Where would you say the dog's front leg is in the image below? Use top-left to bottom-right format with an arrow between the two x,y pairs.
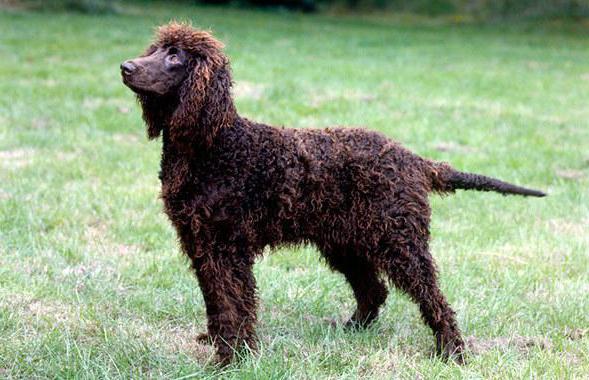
192,248 -> 258,365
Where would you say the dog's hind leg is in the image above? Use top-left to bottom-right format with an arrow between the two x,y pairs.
383,235 -> 465,363
323,247 -> 388,329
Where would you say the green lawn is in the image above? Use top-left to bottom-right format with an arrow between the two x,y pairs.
1,2 -> 588,378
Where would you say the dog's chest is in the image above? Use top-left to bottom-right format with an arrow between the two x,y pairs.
159,155 -> 241,226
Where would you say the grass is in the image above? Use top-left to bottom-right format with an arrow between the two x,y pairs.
1,1 -> 588,378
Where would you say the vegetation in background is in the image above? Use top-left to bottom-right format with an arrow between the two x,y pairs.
12,0 -> 589,18
198,0 -> 589,19
14,0 -> 120,14
1,0 -> 588,378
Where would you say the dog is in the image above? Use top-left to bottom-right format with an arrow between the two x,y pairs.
121,22 -> 545,365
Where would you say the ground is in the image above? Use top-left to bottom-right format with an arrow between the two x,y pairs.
0,1 -> 588,379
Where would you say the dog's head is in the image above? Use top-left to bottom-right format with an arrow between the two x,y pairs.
122,22 -> 235,145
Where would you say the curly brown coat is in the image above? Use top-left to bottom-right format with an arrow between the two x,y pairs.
122,23 -> 545,365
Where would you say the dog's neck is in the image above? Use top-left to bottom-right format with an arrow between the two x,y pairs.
140,96 -> 238,154
162,111 -> 239,156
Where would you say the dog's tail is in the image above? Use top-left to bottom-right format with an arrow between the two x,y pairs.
429,162 -> 546,197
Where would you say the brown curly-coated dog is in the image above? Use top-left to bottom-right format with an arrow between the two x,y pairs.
121,22 -> 545,365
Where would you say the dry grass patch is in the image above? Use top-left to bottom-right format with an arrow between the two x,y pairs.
0,189 -> 11,200
465,335 -> 552,355
82,97 -> 132,112
434,141 -> 476,153
0,148 -> 35,169
84,220 -> 110,245
309,89 -> 376,107
565,328 -> 588,341
164,325 -> 216,362
419,96 -> 571,125
31,117 -> 52,129
113,133 -> 140,144
1,294 -> 77,327
233,81 -> 265,101
356,350 -> 399,379
124,318 -> 215,363
82,220 -> 143,258
480,244 -> 533,266
556,169 -> 586,180
546,218 -> 588,238
55,150 -> 78,161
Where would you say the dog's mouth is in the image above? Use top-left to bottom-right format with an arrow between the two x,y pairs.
121,73 -> 163,96
121,76 -> 142,94
121,72 -> 144,93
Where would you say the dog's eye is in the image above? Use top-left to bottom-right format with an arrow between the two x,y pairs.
166,54 -> 180,65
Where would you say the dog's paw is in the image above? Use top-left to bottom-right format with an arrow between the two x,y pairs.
196,332 -> 213,345
343,318 -> 363,330
440,339 -> 466,365
343,312 -> 377,331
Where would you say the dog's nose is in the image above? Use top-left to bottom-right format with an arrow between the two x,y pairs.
120,61 -> 136,75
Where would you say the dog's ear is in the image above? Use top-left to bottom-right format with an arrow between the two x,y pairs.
169,58 -> 235,148
168,59 -> 210,144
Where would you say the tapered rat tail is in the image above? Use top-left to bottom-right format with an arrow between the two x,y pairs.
430,163 -> 546,197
